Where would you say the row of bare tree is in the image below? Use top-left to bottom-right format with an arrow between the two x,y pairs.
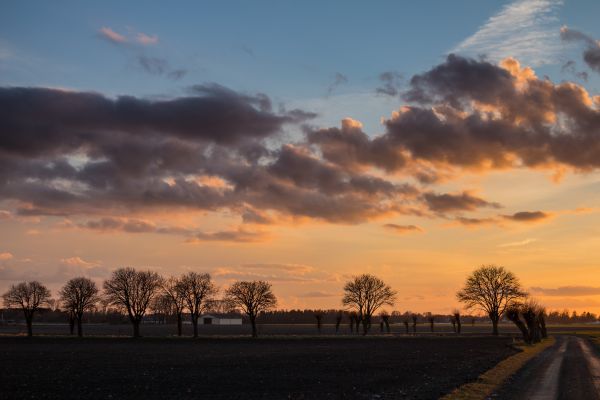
2,264 -> 548,343
2,268 -> 276,338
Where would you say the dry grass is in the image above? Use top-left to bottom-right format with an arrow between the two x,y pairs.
442,336 -> 555,400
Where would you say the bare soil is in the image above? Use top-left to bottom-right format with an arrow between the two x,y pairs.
0,335 -> 517,400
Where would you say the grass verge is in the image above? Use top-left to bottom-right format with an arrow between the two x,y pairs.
441,336 -> 555,400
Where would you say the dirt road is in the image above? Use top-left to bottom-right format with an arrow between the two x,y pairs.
496,335 -> 600,399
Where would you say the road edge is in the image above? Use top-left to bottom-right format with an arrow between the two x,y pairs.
441,336 -> 556,400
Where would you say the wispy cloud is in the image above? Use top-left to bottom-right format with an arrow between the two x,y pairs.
99,26 -> 158,46
453,0 -> 563,66
498,238 -> 537,248
530,286 -> 600,297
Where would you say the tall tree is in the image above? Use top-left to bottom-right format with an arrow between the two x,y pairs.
457,265 -> 527,335
225,280 -> 277,338
342,274 -> 396,335
2,281 -> 51,336
59,277 -> 99,337
178,272 -> 217,338
161,276 -> 187,336
103,268 -> 163,338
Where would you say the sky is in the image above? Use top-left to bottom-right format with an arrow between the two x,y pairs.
2,0 -> 600,314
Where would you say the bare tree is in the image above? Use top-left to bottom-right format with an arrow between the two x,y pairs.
380,311 -> 391,333
450,316 -> 457,333
314,310 -> 324,334
2,281 -> 51,336
161,276 -> 187,336
342,274 -> 396,335
453,309 -> 462,334
427,313 -> 434,332
59,277 -> 99,337
225,280 -> 277,338
103,267 -> 163,338
403,317 -> 410,334
506,300 -> 546,344
178,272 -> 217,338
335,311 -> 343,334
457,265 -> 527,335
411,314 -> 417,334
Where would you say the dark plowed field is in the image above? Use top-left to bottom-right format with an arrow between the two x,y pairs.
0,336 -> 516,399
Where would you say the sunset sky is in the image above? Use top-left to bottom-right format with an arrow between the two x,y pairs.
2,0 -> 600,314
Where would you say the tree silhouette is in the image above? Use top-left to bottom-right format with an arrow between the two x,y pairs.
335,311 -> 343,333
457,265 -> 526,335
179,272 -> 217,338
225,280 -> 277,338
380,311 -> 391,333
161,276 -> 187,336
427,313 -> 434,332
342,274 -> 396,335
314,311 -> 323,334
453,310 -> 461,334
2,281 -> 51,336
411,314 -> 417,334
103,268 -> 162,338
59,277 -> 99,337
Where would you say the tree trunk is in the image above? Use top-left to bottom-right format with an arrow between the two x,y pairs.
25,315 -> 33,337
176,313 -> 182,337
491,316 -> 499,336
362,317 -> 370,335
192,315 -> 199,338
132,320 -> 141,338
250,316 -> 257,338
77,318 -> 83,337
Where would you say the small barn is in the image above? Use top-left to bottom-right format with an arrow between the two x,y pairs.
199,313 -> 243,325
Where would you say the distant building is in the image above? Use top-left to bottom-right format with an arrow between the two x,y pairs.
199,313 -> 243,325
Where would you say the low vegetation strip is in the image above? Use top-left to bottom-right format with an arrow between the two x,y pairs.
441,337 -> 555,400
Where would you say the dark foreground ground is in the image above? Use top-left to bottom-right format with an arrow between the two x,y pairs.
0,336 -> 517,400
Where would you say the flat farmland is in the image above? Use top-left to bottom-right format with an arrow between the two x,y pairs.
0,336 -> 517,400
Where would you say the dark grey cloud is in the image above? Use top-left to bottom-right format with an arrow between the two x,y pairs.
561,27 -> 600,73
376,71 -> 403,97
502,211 -> 550,222
383,224 -> 422,234
138,56 -> 187,80
423,191 -> 501,213
561,60 -> 589,82
327,72 -> 348,95
309,54 -> 600,173
530,286 -> 600,297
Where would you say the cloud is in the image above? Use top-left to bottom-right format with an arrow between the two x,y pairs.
498,238 -> 537,248
454,216 -> 497,226
502,211 -> 550,222
561,60 -> 589,81
423,191 -> 501,213
0,252 -> 13,261
298,291 -> 338,298
453,0 -> 563,66
211,263 -> 338,283
76,217 -> 266,243
98,27 -> 158,46
376,71 -> 403,97
383,224 -> 423,234
60,256 -> 100,269
99,27 -> 127,44
135,32 -> 159,46
560,26 -> 600,73
189,228 -> 268,243
137,56 -> 187,80
327,72 -> 348,96
530,286 -> 600,296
